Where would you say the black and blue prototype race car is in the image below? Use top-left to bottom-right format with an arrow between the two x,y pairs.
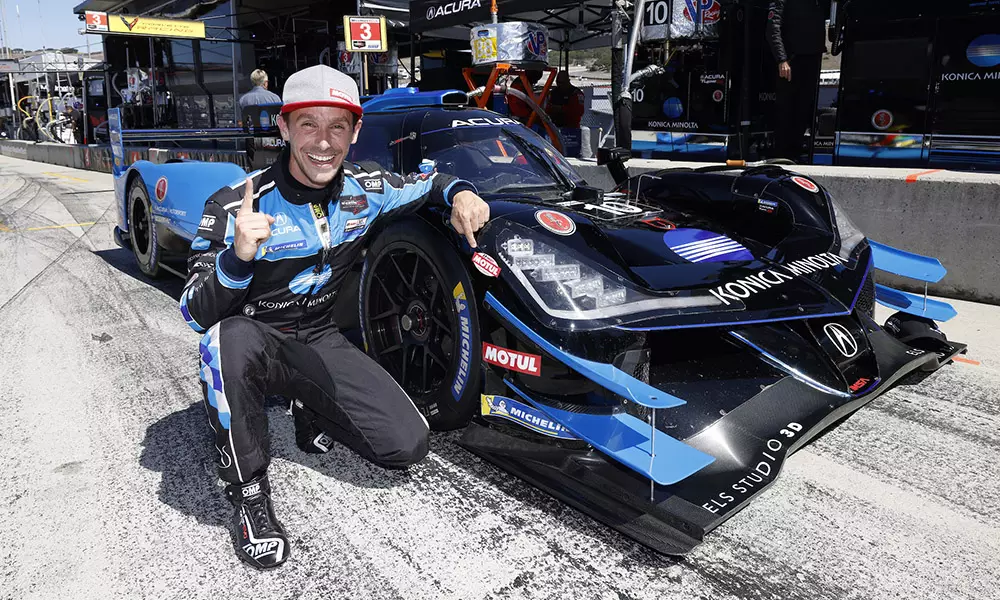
109,90 -> 966,554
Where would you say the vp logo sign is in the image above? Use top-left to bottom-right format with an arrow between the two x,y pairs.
823,323 -> 858,358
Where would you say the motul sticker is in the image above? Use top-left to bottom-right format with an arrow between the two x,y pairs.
154,176 -> 168,202
535,209 -> 576,235
472,252 -> 500,277
482,343 -> 541,376
791,176 -> 819,194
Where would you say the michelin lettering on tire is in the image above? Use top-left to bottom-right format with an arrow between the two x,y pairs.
451,282 -> 473,401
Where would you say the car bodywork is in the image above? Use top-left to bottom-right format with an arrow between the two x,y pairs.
109,93 -> 966,554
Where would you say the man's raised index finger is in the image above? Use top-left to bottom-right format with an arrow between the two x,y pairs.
240,178 -> 255,214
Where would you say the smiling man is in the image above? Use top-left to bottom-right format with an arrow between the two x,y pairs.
179,65 -> 489,569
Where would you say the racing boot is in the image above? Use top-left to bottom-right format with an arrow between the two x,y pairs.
291,399 -> 334,454
224,474 -> 290,569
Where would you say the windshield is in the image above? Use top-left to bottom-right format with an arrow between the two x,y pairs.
421,123 -> 585,196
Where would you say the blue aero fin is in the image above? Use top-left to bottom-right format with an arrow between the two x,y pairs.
869,240 -> 947,283
505,380 -> 715,485
485,293 -> 683,409
875,284 -> 958,322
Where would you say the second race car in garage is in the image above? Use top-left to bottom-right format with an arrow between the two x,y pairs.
109,90 -> 966,554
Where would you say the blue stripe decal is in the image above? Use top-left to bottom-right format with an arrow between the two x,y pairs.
216,249 -> 253,290
199,324 -> 232,429
504,379 -> 714,485
179,286 -> 205,332
484,293 -> 684,409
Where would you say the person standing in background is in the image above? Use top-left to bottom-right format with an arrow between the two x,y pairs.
239,69 -> 282,109
766,0 -> 830,161
547,70 -> 586,129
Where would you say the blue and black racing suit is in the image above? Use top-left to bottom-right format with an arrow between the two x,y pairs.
180,149 -> 476,484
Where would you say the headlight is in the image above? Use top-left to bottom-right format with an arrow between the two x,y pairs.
829,197 -> 866,261
495,223 -> 741,331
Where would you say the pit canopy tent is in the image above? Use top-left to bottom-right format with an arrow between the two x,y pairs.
408,0 -> 615,50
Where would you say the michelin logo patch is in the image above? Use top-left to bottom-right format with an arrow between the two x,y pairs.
261,240 -> 307,256
481,395 -> 578,440
451,283 -> 472,401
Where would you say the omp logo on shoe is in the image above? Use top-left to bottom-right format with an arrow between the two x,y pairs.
482,343 -> 541,376
242,483 -> 261,497
243,540 -> 280,560
451,283 -> 472,400
239,506 -> 285,563
312,433 -> 333,452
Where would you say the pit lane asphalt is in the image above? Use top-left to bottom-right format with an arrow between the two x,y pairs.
1,155 -> 997,600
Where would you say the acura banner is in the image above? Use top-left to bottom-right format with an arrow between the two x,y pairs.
410,0 -> 491,33
408,0 -> 580,33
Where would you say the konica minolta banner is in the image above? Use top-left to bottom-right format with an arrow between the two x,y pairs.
409,0 -> 580,33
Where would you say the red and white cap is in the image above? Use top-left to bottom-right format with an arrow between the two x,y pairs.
281,64 -> 363,117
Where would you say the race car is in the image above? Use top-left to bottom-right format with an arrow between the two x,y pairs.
108,90 -> 966,554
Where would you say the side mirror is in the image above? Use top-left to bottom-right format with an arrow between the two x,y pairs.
597,147 -> 631,185
597,146 -> 631,166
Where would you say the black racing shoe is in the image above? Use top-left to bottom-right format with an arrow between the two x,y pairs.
292,400 -> 334,454
224,475 -> 290,569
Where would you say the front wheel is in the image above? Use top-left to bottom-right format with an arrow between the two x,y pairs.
360,218 -> 480,431
128,175 -> 161,278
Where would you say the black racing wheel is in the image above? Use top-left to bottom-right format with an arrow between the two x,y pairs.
360,218 -> 480,431
127,175 -> 161,278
